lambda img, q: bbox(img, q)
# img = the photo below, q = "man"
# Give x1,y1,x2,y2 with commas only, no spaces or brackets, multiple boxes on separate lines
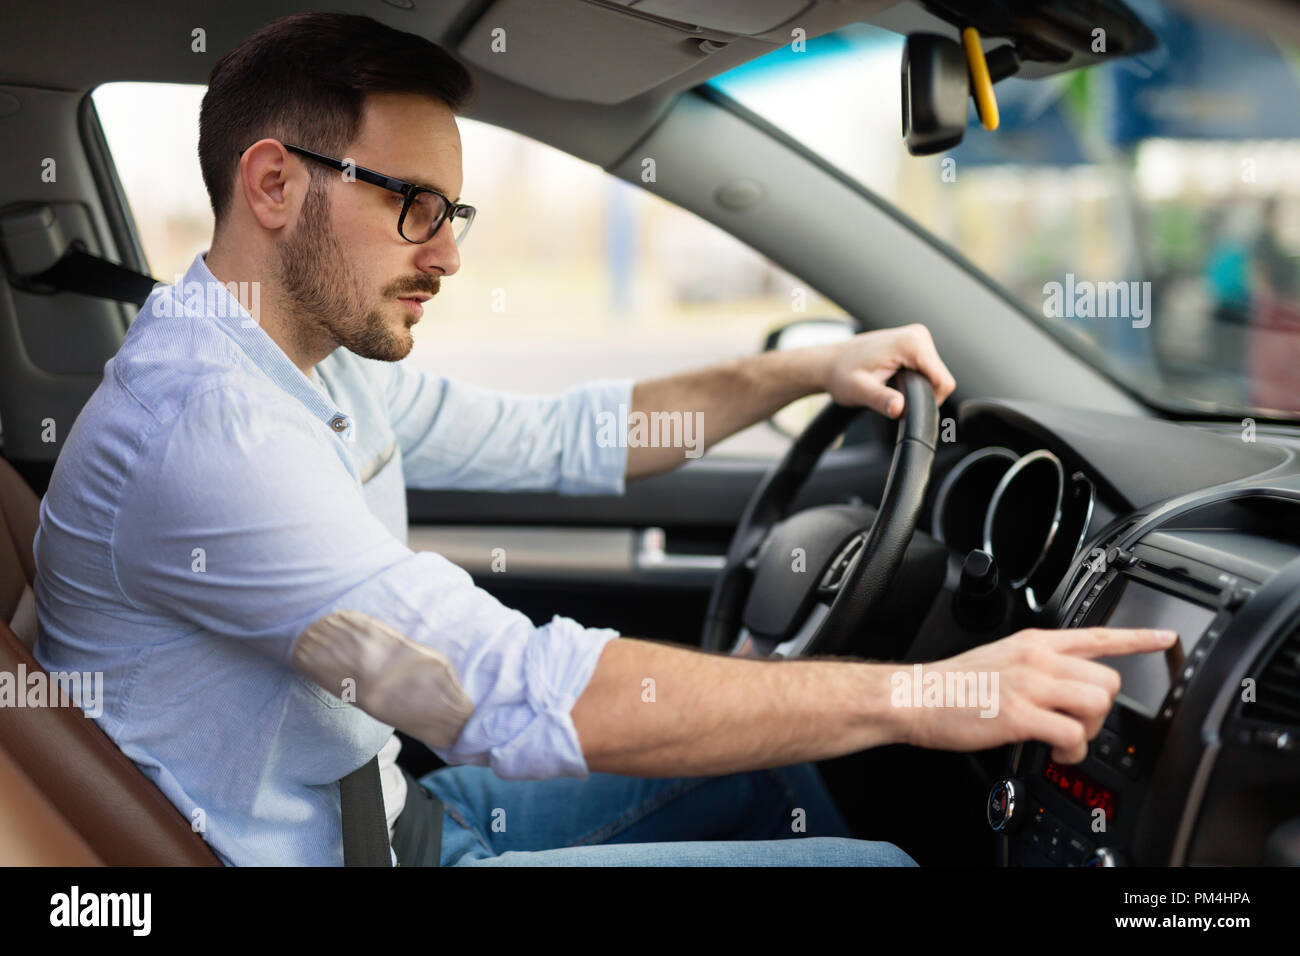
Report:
33,13,1174,866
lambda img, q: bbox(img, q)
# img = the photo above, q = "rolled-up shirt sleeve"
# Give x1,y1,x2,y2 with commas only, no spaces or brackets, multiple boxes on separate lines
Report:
111,383,619,779
375,358,635,495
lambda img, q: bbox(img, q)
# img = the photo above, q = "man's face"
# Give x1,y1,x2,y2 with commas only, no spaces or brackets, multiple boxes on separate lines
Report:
275,91,464,362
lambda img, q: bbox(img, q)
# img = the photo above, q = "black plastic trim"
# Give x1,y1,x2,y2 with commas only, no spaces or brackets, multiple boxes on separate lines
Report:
77,90,150,291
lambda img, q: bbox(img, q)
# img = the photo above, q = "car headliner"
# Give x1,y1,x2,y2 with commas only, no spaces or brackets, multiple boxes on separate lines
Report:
2,1,1289,171
5,0,1281,173
0,0,892,170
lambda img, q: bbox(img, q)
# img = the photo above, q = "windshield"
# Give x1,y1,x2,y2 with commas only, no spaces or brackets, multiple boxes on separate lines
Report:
711,1,1300,420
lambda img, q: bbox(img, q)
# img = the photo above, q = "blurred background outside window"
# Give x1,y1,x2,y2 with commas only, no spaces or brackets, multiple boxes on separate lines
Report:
713,0,1300,419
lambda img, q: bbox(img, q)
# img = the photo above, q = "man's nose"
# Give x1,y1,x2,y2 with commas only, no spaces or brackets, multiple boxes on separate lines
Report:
413,219,460,277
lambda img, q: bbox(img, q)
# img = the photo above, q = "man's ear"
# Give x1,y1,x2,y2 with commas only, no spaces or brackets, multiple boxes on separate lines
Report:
238,139,304,232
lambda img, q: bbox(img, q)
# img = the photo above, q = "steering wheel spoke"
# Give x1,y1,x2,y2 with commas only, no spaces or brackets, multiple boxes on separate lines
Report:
728,627,777,658
730,598,834,658
770,601,833,658
738,526,772,571
817,531,868,597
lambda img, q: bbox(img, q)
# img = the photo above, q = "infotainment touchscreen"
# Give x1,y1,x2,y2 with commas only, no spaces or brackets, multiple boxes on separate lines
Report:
1095,579,1217,718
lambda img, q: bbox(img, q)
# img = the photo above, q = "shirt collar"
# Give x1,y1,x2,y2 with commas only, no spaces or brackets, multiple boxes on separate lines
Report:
177,251,354,442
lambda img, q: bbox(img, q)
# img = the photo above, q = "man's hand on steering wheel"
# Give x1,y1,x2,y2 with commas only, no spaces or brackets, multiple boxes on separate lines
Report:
701,324,955,659
822,323,957,418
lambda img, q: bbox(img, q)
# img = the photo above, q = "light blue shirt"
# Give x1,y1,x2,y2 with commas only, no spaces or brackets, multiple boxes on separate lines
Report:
33,250,633,866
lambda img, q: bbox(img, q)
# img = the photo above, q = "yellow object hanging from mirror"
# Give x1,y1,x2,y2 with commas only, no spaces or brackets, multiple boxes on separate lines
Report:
962,26,1000,131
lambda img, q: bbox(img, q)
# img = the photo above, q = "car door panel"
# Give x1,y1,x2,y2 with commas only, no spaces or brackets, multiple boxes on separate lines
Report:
406,441,901,644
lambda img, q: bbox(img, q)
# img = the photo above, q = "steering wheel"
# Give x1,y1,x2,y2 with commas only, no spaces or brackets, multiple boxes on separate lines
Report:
700,369,938,658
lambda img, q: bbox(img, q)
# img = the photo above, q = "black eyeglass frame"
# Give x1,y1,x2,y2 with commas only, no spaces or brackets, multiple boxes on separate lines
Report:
239,141,475,245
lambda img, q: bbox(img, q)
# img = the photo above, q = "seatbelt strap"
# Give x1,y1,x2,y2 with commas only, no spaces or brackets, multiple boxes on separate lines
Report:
19,239,158,307
339,755,393,867
391,764,444,867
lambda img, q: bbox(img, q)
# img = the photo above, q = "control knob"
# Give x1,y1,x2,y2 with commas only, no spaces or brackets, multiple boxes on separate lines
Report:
1083,847,1125,867
987,778,1026,833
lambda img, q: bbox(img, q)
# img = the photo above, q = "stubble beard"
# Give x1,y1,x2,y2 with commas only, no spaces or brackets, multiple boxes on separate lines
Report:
274,181,414,363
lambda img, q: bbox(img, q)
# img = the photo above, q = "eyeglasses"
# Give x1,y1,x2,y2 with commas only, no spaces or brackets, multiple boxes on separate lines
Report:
239,142,475,245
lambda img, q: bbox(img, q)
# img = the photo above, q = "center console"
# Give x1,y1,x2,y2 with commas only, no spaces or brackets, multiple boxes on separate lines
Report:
986,492,1300,866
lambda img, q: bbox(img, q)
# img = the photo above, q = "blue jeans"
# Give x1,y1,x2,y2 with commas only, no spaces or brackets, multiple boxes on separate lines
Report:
418,762,916,866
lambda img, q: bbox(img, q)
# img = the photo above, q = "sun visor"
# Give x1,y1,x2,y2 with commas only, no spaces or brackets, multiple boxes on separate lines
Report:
456,0,812,104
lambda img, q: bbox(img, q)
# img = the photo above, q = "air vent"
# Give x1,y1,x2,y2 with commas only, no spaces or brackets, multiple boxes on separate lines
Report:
1241,628,1300,729
1062,518,1137,602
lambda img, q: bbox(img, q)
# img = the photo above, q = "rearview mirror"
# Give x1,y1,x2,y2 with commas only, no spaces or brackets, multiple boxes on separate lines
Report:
900,34,970,156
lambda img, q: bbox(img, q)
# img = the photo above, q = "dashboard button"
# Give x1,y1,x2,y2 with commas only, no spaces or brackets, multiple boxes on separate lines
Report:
1105,548,1134,569
1117,744,1140,776
1029,828,1046,855
1027,808,1050,854
1218,586,1254,611
1045,821,1065,862
1092,729,1119,764
1066,834,1091,866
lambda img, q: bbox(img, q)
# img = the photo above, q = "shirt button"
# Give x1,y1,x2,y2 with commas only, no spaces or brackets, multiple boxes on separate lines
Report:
330,416,348,432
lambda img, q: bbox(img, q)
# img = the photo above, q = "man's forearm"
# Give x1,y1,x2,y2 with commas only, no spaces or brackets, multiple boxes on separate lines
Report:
624,345,835,480
570,637,905,777
621,324,958,480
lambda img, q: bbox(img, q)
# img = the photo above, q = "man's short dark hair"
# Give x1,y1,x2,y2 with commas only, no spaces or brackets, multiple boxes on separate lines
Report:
198,12,475,226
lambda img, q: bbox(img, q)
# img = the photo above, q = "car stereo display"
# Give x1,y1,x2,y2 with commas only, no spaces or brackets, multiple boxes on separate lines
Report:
1043,759,1117,821
1096,579,1217,718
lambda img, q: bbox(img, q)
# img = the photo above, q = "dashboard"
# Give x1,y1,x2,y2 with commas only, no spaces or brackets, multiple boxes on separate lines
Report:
919,399,1300,867
932,444,1098,613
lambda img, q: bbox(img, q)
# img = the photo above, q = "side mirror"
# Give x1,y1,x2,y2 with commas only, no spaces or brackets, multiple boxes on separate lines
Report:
763,317,856,353
763,318,856,438
901,34,970,156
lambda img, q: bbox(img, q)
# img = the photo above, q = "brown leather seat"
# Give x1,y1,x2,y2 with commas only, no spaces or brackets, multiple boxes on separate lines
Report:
0,741,102,865
0,455,221,865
